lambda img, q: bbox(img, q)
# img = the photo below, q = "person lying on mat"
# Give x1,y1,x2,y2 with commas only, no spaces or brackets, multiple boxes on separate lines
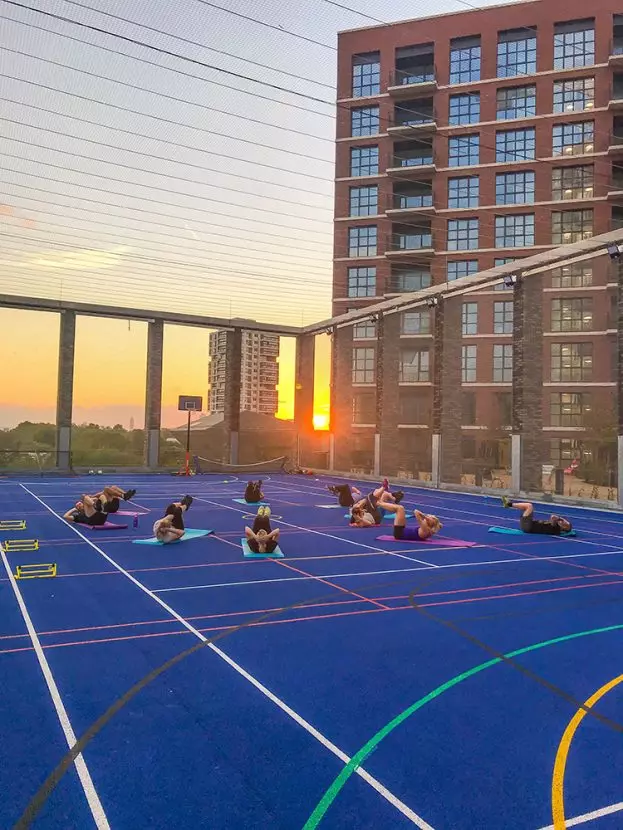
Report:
63,494,108,527
89,484,137,515
152,496,193,543
501,497,572,535
244,480,264,504
328,483,362,507
245,506,280,554
381,502,442,541
349,486,404,526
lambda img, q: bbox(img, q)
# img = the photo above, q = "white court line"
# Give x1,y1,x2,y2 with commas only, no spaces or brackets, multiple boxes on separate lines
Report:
153,547,623,593
537,801,623,828
19,484,432,829
0,546,110,829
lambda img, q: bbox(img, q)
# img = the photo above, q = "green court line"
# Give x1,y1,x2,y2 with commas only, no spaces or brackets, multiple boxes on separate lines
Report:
303,622,623,829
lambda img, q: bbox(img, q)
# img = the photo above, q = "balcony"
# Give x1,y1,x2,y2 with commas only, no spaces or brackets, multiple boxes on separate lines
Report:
386,228,434,258
608,74,623,111
388,67,436,97
388,100,436,137
610,18,623,64
386,190,435,218
387,141,435,177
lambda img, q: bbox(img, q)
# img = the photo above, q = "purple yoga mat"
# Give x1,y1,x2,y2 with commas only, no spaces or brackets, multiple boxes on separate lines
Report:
376,535,477,547
88,522,129,530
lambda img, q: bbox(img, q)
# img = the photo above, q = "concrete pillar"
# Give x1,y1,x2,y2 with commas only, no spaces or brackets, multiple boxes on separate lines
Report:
377,312,401,477
56,310,75,470
433,298,462,484
331,325,354,472
223,329,242,466
617,260,623,508
294,333,315,466
512,273,544,493
144,320,164,468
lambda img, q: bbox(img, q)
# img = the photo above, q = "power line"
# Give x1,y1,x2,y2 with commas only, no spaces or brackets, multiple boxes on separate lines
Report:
0,114,333,198
193,0,337,51
62,0,336,88
1,1,335,107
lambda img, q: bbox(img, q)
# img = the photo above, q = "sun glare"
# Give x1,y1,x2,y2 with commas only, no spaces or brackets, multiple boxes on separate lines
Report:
313,413,330,431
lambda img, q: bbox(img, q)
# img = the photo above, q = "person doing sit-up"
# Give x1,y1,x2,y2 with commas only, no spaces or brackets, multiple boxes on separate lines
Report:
63,494,108,527
327,483,362,507
245,506,280,554
501,497,572,535
349,486,404,527
89,484,137,515
380,501,443,541
244,480,264,504
152,496,193,543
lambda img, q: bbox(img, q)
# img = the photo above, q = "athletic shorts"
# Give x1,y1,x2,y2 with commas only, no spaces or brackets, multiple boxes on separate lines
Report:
519,514,534,533
103,497,120,514
393,525,421,541
72,510,107,527
164,504,185,530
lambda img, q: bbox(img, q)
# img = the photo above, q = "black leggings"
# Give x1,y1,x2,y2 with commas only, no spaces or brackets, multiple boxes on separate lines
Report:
334,484,354,508
244,482,262,503
248,516,277,553
165,504,185,530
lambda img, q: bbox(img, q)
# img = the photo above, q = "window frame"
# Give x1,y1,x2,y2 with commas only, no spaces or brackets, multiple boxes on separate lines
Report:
348,225,378,257
448,217,479,251
495,127,536,162
495,170,535,205
552,121,594,157
551,209,593,244
448,134,480,167
497,29,537,78
351,105,380,137
496,84,537,120
350,145,379,177
399,348,430,383
352,346,376,384
553,77,595,113
494,213,535,248
492,343,513,382
349,185,379,217
493,301,514,334
448,175,480,208
550,297,594,332
462,301,478,335
401,310,432,335
352,53,381,97
551,165,594,201
461,344,477,382
347,266,377,298
447,260,479,281
449,38,481,83
553,21,595,70
448,92,481,125
550,392,591,427
550,342,593,382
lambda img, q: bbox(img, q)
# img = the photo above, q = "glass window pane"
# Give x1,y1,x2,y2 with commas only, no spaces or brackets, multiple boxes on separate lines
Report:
351,106,380,136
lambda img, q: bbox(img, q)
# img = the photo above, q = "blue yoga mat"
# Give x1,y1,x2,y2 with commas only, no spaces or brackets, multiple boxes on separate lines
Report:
133,528,214,546
233,499,270,507
488,525,576,537
344,510,392,521
241,538,284,559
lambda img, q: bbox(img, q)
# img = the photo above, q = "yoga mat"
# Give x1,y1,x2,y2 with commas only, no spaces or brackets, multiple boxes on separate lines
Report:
241,538,284,559
345,511,393,521
133,528,214,546
115,510,148,517
88,522,128,530
316,504,345,509
376,535,477,547
488,525,576,537
233,499,270,506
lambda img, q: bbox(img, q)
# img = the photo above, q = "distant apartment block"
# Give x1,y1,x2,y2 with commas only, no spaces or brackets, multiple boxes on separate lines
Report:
208,329,279,415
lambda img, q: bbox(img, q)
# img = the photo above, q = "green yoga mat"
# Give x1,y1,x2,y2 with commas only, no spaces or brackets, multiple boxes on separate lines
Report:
133,528,214,545
488,525,576,537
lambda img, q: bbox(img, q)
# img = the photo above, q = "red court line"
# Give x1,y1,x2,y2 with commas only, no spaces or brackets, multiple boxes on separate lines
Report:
275,558,390,611
1,575,622,656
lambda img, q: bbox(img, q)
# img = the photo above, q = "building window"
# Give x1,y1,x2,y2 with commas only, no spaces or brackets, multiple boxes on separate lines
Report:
349,186,378,217
449,93,480,125
493,301,514,333
496,85,536,120
350,146,379,176
352,347,375,383
496,127,536,162
449,135,480,166
352,391,376,424
551,298,593,331
450,36,481,83
400,349,430,382
496,171,535,205
552,121,594,156
553,77,595,113
497,392,512,427
462,345,477,382
462,391,477,425
493,344,513,382
462,302,478,335
551,210,593,244
550,263,593,288
550,343,593,382
495,214,535,247
352,52,380,97
551,166,594,200
347,266,376,297
348,226,377,257
550,392,591,427
448,176,479,208
497,28,537,77
351,106,380,137
448,218,479,250
402,310,431,334
447,260,478,281
353,319,377,339
391,268,431,292
553,20,595,70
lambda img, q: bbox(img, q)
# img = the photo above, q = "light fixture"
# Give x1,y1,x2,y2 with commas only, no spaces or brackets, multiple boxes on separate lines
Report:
503,274,520,287
369,313,379,323
607,242,622,260
426,296,439,308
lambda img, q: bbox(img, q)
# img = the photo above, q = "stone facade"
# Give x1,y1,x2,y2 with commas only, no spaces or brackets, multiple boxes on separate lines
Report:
56,310,75,470
144,320,164,468
331,325,354,471
222,329,242,465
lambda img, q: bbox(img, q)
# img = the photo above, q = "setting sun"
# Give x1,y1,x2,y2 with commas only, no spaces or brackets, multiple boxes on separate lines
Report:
313,413,330,431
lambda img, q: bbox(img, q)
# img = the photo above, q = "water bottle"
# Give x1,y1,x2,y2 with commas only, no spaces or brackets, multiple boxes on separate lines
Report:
133,514,139,529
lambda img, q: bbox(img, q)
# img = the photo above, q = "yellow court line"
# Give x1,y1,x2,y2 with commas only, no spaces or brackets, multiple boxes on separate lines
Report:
552,673,623,829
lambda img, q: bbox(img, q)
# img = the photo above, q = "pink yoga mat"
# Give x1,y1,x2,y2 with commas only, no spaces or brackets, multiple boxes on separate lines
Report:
376,535,477,547
88,522,128,530
115,510,147,516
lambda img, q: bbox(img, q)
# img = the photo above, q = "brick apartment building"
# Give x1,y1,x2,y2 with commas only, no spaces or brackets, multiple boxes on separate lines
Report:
333,0,623,481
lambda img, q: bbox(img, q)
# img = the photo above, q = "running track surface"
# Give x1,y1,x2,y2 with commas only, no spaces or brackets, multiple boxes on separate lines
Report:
1,474,623,829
